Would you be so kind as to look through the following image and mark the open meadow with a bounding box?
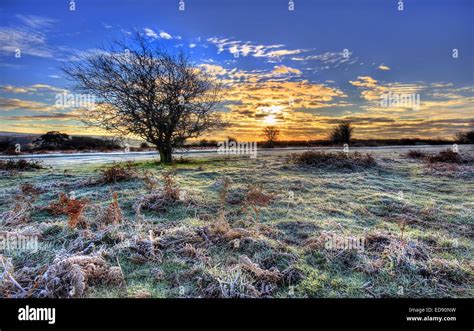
[0,145,472,298]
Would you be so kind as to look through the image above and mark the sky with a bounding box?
[0,0,473,141]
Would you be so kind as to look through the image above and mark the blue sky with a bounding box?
[0,0,473,140]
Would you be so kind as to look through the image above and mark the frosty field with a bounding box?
[0,146,472,298]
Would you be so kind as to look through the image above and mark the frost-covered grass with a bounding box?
[0,146,472,298]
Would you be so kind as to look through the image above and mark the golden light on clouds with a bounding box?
[1,69,472,142]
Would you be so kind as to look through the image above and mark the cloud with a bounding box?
[198,64,228,76]
[350,76,426,111]
[350,76,379,89]
[291,51,358,68]
[0,15,59,58]
[0,27,54,58]
[144,28,173,40]
[2,113,78,121]
[272,65,302,76]
[159,31,172,40]
[207,37,306,61]
[378,65,391,71]
[143,28,158,38]
[0,97,57,112]
[15,15,57,29]
[0,84,67,94]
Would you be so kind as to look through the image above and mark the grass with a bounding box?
[0,148,473,298]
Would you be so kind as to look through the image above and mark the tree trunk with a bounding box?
[158,146,173,163]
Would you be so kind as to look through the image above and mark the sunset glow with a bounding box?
[0,0,472,141]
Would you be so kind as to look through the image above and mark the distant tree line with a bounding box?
[0,131,122,153]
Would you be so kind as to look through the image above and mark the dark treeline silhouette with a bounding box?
[0,131,122,154]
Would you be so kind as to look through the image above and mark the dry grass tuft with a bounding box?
[243,184,274,222]
[127,234,163,264]
[0,195,33,226]
[48,193,88,228]
[40,254,124,298]
[99,162,137,184]
[238,254,283,283]
[134,171,183,213]
[20,183,42,196]
[207,213,253,242]
[101,192,123,225]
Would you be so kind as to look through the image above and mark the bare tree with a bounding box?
[262,126,280,147]
[329,121,353,144]
[63,33,224,163]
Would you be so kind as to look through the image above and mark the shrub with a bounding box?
[0,138,16,153]
[0,159,43,171]
[455,130,474,144]
[406,150,427,159]
[426,149,462,164]
[99,162,137,183]
[288,151,376,169]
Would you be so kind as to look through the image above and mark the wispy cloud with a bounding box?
[292,51,357,67]
[15,15,57,29]
[0,27,54,58]
[0,15,58,58]
[0,84,67,94]
[144,28,174,40]
[143,28,158,38]
[0,97,57,112]
[207,37,306,61]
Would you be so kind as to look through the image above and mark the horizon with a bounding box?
[0,0,473,141]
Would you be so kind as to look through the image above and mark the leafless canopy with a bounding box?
[63,32,224,162]
[262,126,280,147]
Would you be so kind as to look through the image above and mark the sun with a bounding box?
[264,114,277,125]
[260,105,284,125]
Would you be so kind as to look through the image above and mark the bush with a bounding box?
[426,149,462,164]
[289,151,376,169]
[456,130,474,144]
[99,162,137,183]
[406,150,427,159]
[0,159,43,171]
[0,138,16,153]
